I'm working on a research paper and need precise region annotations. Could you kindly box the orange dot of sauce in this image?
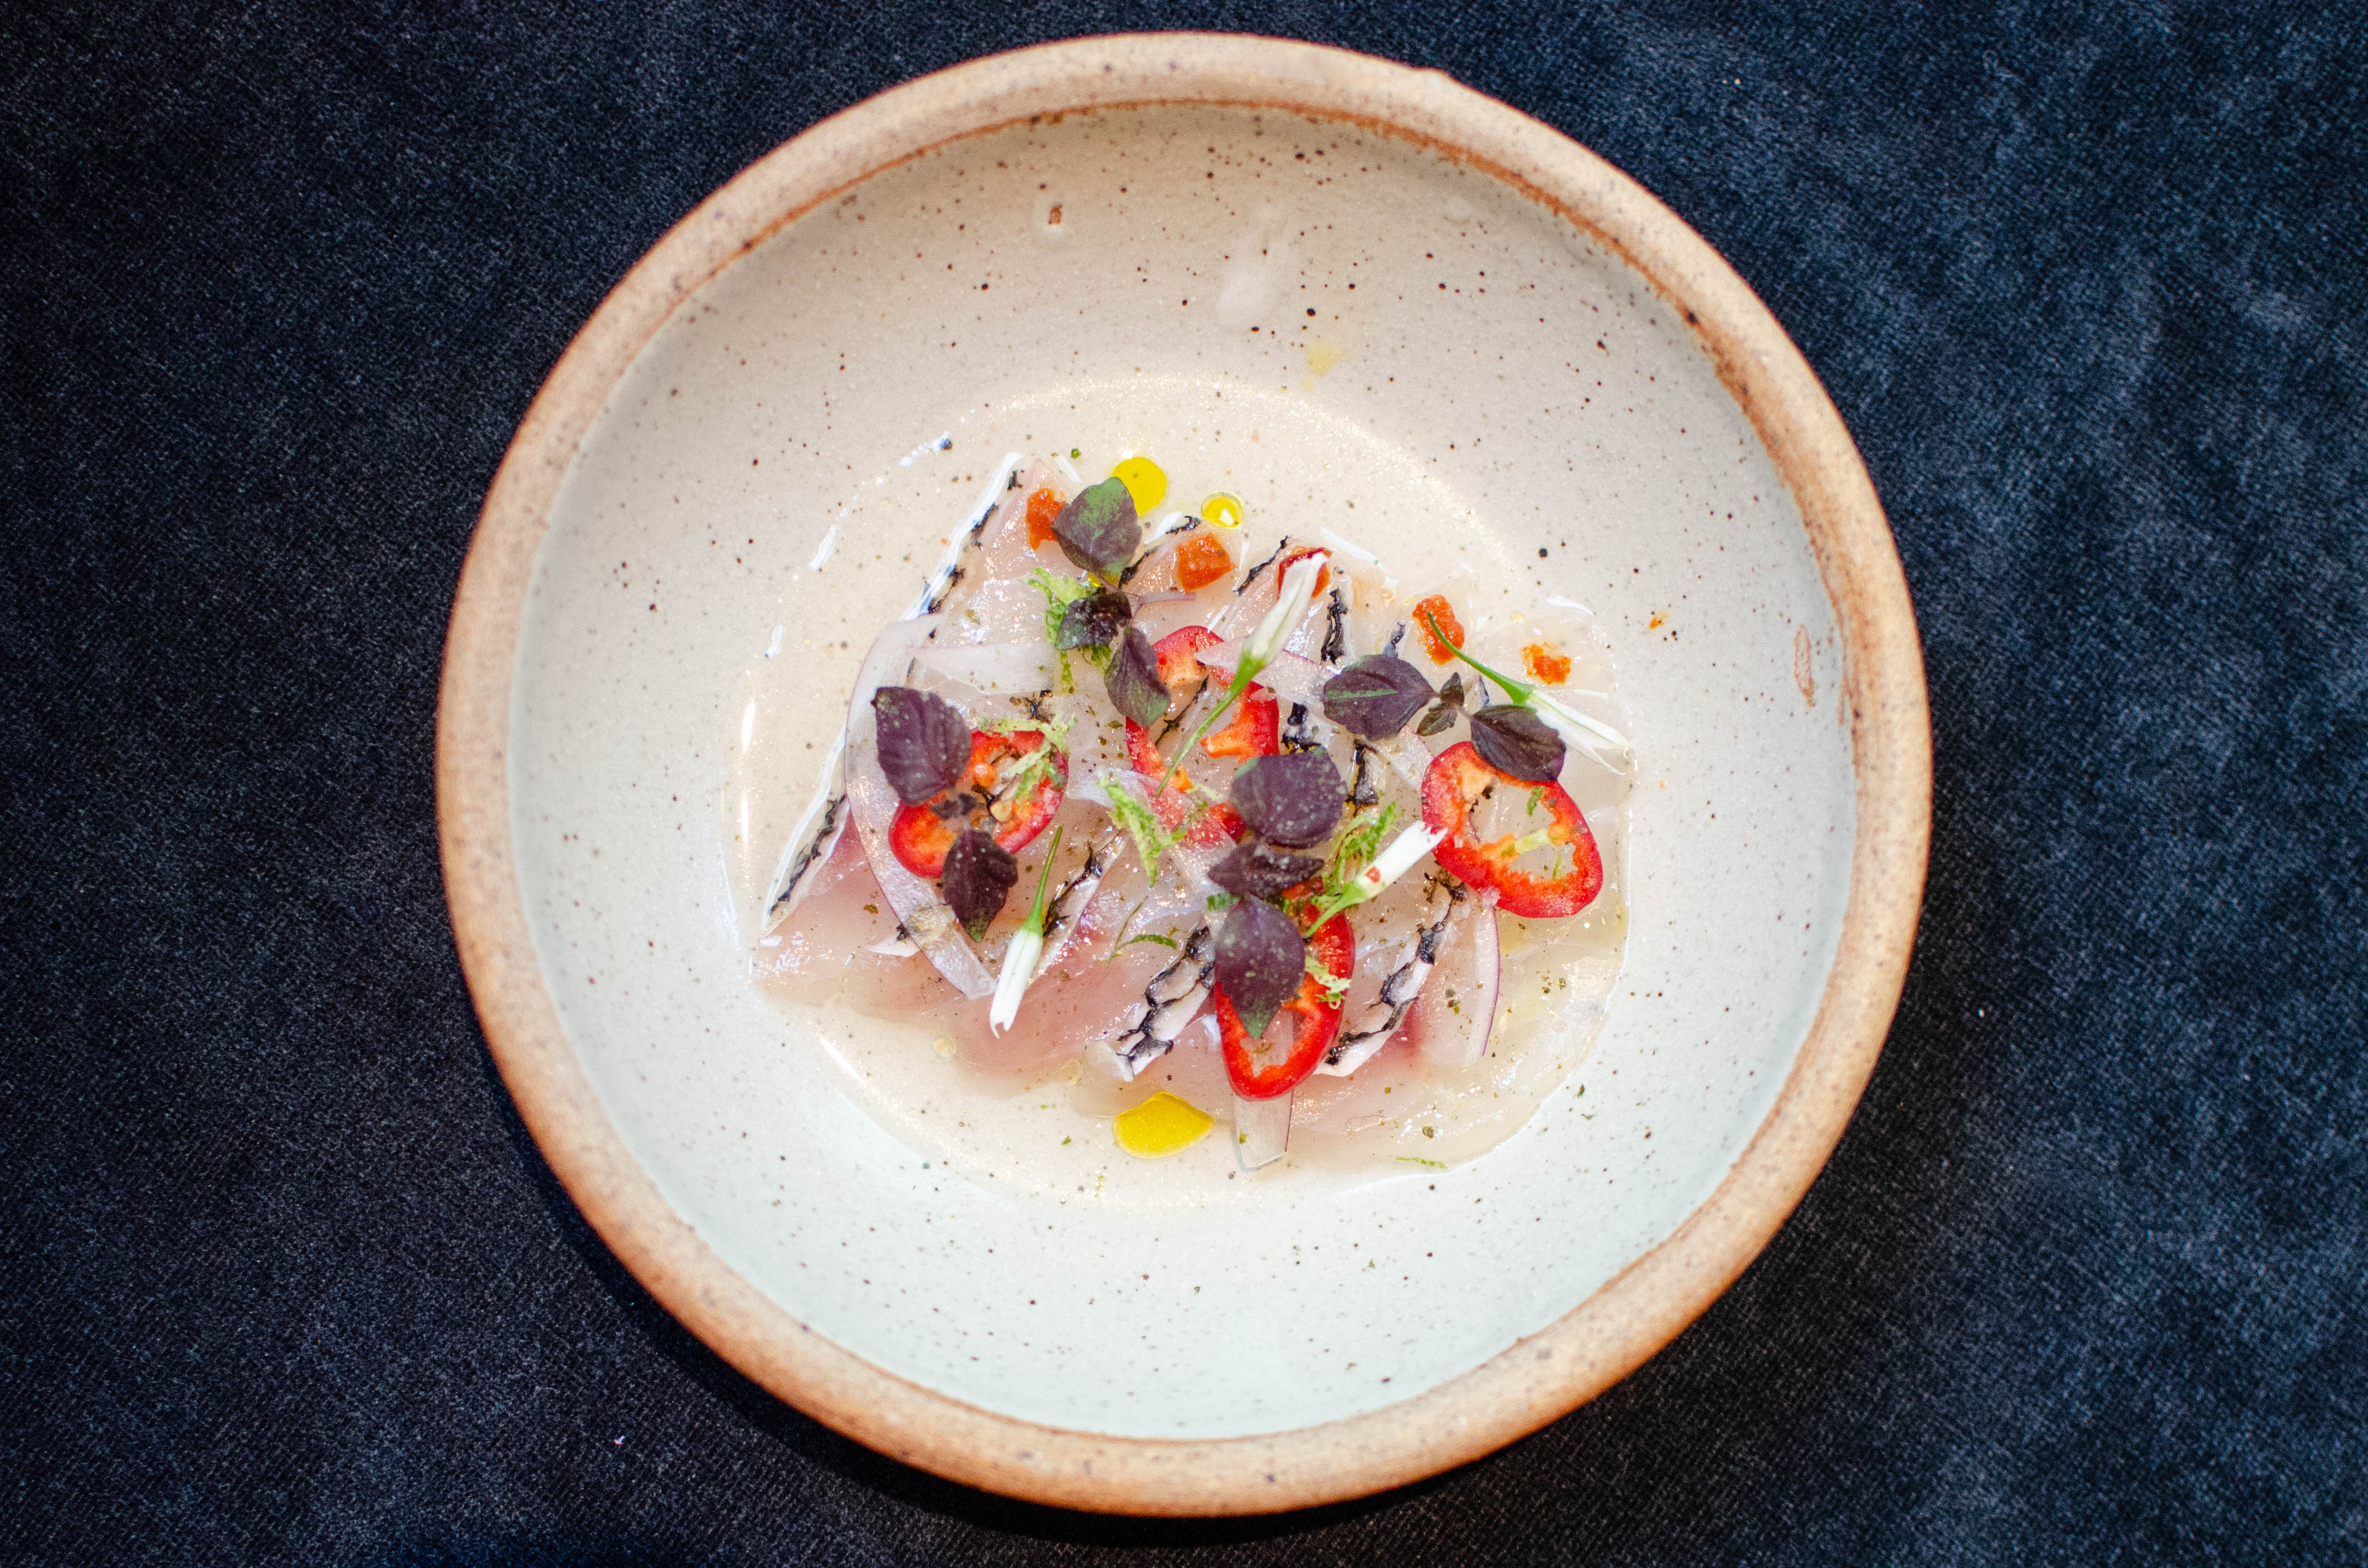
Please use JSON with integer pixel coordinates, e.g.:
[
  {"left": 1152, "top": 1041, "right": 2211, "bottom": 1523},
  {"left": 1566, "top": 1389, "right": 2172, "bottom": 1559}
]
[
  {"left": 1522, "top": 642, "right": 1572, "bottom": 685},
  {"left": 1024, "top": 486, "right": 1064, "bottom": 550},
  {"left": 1412, "top": 595, "right": 1465, "bottom": 663},
  {"left": 1174, "top": 530, "right": 1232, "bottom": 590}
]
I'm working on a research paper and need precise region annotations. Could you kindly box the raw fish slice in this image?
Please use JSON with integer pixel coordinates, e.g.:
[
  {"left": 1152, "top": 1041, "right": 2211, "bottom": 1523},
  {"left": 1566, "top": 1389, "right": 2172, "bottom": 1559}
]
[
  {"left": 754, "top": 828, "right": 905, "bottom": 1005},
  {"left": 1321, "top": 877, "right": 1475, "bottom": 1075},
  {"left": 1110, "top": 925, "right": 1215, "bottom": 1078}
]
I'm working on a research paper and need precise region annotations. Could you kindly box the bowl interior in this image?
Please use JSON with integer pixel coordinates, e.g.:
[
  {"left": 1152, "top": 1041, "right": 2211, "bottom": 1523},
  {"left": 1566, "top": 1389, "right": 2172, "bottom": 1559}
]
[{"left": 505, "top": 102, "right": 1855, "bottom": 1442}]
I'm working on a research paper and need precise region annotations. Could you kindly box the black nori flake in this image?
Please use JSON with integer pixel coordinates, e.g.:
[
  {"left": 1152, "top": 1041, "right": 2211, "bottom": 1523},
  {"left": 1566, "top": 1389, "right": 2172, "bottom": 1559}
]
[
  {"left": 941, "top": 829, "right": 1019, "bottom": 938},
  {"left": 1469, "top": 705, "right": 1566, "bottom": 782},
  {"left": 1229, "top": 753, "right": 1345, "bottom": 847},
  {"left": 872, "top": 686, "right": 971, "bottom": 804},
  {"left": 1209, "top": 842, "right": 1327, "bottom": 901},
  {"left": 1214, "top": 897, "right": 1307, "bottom": 1039},
  {"left": 1349, "top": 741, "right": 1381, "bottom": 807},
  {"left": 1321, "top": 654, "right": 1434, "bottom": 739},
  {"left": 1235, "top": 538, "right": 1288, "bottom": 594},
  {"left": 1282, "top": 701, "right": 1322, "bottom": 753},
  {"left": 1054, "top": 589, "right": 1133, "bottom": 651},
  {"left": 1104, "top": 625, "right": 1170, "bottom": 726},
  {"left": 1050, "top": 477, "right": 1140, "bottom": 583},
  {"left": 1319, "top": 588, "right": 1349, "bottom": 664}
]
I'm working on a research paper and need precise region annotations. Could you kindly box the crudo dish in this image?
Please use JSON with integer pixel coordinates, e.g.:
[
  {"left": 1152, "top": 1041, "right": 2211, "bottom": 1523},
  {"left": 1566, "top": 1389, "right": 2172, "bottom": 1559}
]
[
  {"left": 438, "top": 36, "right": 1928, "bottom": 1516},
  {"left": 743, "top": 450, "right": 1636, "bottom": 1175}
]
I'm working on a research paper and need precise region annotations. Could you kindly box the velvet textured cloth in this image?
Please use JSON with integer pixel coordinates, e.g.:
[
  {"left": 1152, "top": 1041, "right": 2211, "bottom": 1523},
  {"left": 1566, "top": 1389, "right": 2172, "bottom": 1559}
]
[{"left": 5, "top": 4, "right": 2361, "bottom": 1561}]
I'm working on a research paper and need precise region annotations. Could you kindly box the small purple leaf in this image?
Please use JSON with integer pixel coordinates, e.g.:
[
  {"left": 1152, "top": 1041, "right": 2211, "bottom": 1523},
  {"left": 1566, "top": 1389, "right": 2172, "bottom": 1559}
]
[
  {"left": 1215, "top": 898, "right": 1307, "bottom": 1039},
  {"left": 941, "top": 829, "right": 1019, "bottom": 939},
  {"left": 1209, "top": 842, "right": 1326, "bottom": 900},
  {"left": 1054, "top": 588, "right": 1133, "bottom": 651},
  {"left": 1228, "top": 753, "right": 1344, "bottom": 847},
  {"left": 873, "top": 686, "right": 971, "bottom": 805},
  {"left": 1051, "top": 477, "right": 1141, "bottom": 583},
  {"left": 1321, "top": 654, "right": 1433, "bottom": 739},
  {"left": 1104, "top": 625, "right": 1170, "bottom": 726},
  {"left": 1469, "top": 705, "right": 1566, "bottom": 782}
]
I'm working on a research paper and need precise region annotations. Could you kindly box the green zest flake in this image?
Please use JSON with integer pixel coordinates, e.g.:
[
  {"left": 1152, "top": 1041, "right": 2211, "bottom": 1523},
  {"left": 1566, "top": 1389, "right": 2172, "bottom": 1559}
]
[
  {"left": 1030, "top": 568, "right": 1094, "bottom": 641},
  {"left": 990, "top": 710, "right": 1075, "bottom": 803},
  {"left": 1396, "top": 1156, "right": 1446, "bottom": 1169},
  {"left": 1310, "top": 802, "right": 1400, "bottom": 921},
  {"left": 1031, "top": 568, "right": 1095, "bottom": 687},
  {"left": 1527, "top": 787, "right": 1544, "bottom": 817},
  {"left": 1120, "top": 933, "right": 1180, "bottom": 951},
  {"left": 1204, "top": 892, "right": 1238, "bottom": 912},
  {"left": 1304, "top": 947, "right": 1352, "bottom": 1002},
  {"left": 1100, "top": 770, "right": 1178, "bottom": 882}
]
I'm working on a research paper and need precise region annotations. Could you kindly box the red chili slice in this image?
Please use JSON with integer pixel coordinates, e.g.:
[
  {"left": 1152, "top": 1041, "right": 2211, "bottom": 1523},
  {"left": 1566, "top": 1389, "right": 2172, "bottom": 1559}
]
[
  {"left": 1216, "top": 913, "right": 1355, "bottom": 1099},
  {"left": 1419, "top": 741, "right": 1602, "bottom": 917},
  {"left": 1150, "top": 623, "right": 1223, "bottom": 688},
  {"left": 1198, "top": 691, "right": 1279, "bottom": 759},
  {"left": 1123, "top": 626, "right": 1274, "bottom": 843},
  {"left": 888, "top": 729, "right": 1067, "bottom": 877},
  {"left": 1273, "top": 544, "right": 1334, "bottom": 597}
]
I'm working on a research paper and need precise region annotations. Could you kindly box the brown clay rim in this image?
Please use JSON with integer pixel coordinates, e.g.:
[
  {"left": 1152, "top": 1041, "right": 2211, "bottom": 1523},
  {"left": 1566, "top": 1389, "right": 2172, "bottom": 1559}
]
[{"left": 436, "top": 33, "right": 1931, "bottom": 1517}]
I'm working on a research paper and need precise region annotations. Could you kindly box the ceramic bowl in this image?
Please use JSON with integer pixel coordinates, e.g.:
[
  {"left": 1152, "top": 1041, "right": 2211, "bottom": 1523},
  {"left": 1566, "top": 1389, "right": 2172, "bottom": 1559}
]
[{"left": 438, "top": 34, "right": 1928, "bottom": 1515}]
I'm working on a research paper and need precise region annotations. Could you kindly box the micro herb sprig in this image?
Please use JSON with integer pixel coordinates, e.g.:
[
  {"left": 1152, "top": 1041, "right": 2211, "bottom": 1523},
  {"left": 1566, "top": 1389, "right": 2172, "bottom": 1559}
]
[
  {"left": 988, "top": 826, "right": 1064, "bottom": 1034},
  {"left": 1030, "top": 568, "right": 1095, "bottom": 684},
  {"left": 1418, "top": 607, "right": 1631, "bottom": 771}
]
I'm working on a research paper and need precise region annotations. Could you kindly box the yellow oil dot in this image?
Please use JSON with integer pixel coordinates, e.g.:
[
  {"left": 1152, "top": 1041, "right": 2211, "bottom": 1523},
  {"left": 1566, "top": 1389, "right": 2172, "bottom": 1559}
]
[
  {"left": 1113, "top": 1091, "right": 1214, "bottom": 1158},
  {"left": 1112, "top": 456, "right": 1168, "bottom": 515},
  {"left": 1200, "top": 491, "right": 1245, "bottom": 529}
]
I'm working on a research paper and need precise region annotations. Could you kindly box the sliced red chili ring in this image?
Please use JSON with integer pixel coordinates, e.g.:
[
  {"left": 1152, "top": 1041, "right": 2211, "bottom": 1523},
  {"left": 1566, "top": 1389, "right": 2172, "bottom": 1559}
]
[
  {"left": 889, "top": 729, "right": 1067, "bottom": 878},
  {"left": 1419, "top": 741, "right": 1601, "bottom": 917},
  {"left": 1216, "top": 912, "right": 1355, "bottom": 1099}
]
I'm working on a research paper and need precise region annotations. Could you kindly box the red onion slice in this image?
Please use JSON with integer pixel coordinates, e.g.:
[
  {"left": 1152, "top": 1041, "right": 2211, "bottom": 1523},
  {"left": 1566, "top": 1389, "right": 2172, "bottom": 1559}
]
[{"left": 1414, "top": 896, "right": 1500, "bottom": 1070}]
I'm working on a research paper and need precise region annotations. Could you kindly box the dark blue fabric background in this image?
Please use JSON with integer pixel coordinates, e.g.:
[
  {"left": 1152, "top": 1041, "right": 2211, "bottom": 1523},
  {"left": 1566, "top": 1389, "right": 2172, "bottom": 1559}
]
[{"left": 4, "top": 3, "right": 2361, "bottom": 1562}]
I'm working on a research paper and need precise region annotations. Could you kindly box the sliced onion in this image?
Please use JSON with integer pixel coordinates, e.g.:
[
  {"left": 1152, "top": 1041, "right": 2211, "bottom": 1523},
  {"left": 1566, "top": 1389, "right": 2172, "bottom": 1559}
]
[
  {"left": 845, "top": 740, "right": 997, "bottom": 998},
  {"left": 1233, "top": 1090, "right": 1292, "bottom": 1171},
  {"left": 914, "top": 639, "right": 1061, "bottom": 696},
  {"left": 1415, "top": 897, "right": 1500, "bottom": 1069},
  {"left": 839, "top": 614, "right": 997, "bottom": 998}
]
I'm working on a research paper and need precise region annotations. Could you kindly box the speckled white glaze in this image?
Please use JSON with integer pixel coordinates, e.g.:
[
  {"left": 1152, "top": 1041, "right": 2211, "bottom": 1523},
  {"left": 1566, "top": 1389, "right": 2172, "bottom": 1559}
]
[{"left": 508, "top": 103, "right": 1851, "bottom": 1440}]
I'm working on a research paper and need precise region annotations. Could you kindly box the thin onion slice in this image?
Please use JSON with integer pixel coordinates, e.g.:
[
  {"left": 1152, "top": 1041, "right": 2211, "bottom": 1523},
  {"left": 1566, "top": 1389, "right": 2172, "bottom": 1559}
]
[
  {"left": 837, "top": 615, "right": 998, "bottom": 998},
  {"left": 1232, "top": 1090, "right": 1292, "bottom": 1171},
  {"left": 1415, "top": 893, "right": 1500, "bottom": 1070}
]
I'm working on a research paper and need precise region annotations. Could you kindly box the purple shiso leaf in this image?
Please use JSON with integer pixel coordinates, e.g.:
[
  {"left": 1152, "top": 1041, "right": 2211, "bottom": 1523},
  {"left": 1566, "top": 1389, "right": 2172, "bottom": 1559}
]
[
  {"left": 941, "top": 828, "right": 1019, "bottom": 939},
  {"left": 1416, "top": 671, "right": 1466, "bottom": 736},
  {"left": 1050, "top": 477, "right": 1141, "bottom": 583},
  {"left": 1468, "top": 704, "right": 1566, "bottom": 783},
  {"left": 1227, "top": 752, "right": 1345, "bottom": 847},
  {"left": 1214, "top": 897, "right": 1306, "bottom": 1039},
  {"left": 1054, "top": 589, "right": 1133, "bottom": 651},
  {"left": 872, "top": 686, "right": 972, "bottom": 805},
  {"left": 1321, "top": 654, "right": 1433, "bottom": 739},
  {"left": 1104, "top": 625, "right": 1170, "bottom": 726},
  {"left": 1208, "top": 842, "right": 1326, "bottom": 900}
]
